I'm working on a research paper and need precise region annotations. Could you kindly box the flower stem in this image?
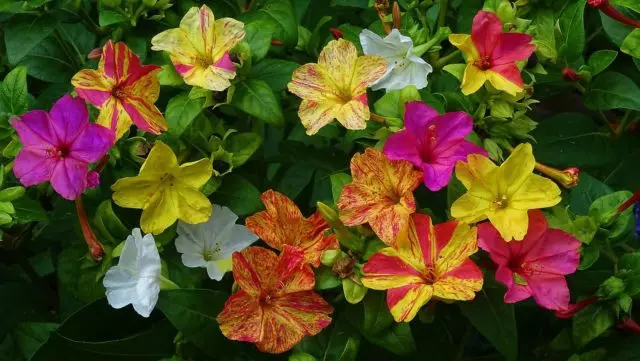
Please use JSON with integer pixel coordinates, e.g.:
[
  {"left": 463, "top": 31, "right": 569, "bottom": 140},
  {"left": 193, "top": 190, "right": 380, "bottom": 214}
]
[
  {"left": 615, "top": 110, "right": 634, "bottom": 137},
  {"left": 437, "top": 0, "right": 449, "bottom": 29},
  {"left": 93, "top": 155, "right": 110, "bottom": 173},
  {"left": 617, "top": 189, "right": 640, "bottom": 213},
  {"left": 75, "top": 196, "right": 104, "bottom": 262},
  {"left": 370, "top": 113, "right": 387, "bottom": 125},
  {"left": 435, "top": 49, "right": 461, "bottom": 69},
  {"left": 589, "top": 0, "right": 640, "bottom": 28}
]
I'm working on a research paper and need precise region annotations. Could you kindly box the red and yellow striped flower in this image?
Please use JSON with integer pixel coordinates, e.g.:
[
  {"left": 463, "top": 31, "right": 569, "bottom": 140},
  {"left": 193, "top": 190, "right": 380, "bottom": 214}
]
[
  {"left": 362, "top": 214, "right": 483, "bottom": 322},
  {"left": 217, "top": 245, "right": 333, "bottom": 354},
  {"left": 71, "top": 41, "right": 168, "bottom": 140}
]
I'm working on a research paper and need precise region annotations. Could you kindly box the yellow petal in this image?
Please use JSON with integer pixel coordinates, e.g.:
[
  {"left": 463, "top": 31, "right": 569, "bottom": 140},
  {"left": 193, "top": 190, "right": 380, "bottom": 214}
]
[
  {"left": 111, "top": 175, "right": 160, "bottom": 209},
  {"left": 140, "top": 141, "right": 178, "bottom": 176},
  {"left": 180, "top": 5, "right": 216, "bottom": 56},
  {"left": 181, "top": 63, "right": 235, "bottom": 91},
  {"left": 448, "top": 34, "right": 479, "bottom": 60},
  {"left": 486, "top": 70, "right": 522, "bottom": 96},
  {"left": 436, "top": 223, "right": 478, "bottom": 275},
  {"left": 350, "top": 55, "right": 387, "bottom": 95},
  {"left": 509, "top": 174, "right": 561, "bottom": 210},
  {"left": 176, "top": 186, "right": 212, "bottom": 225},
  {"left": 497, "top": 143, "right": 535, "bottom": 197},
  {"left": 298, "top": 100, "right": 338, "bottom": 136},
  {"left": 433, "top": 276, "right": 483, "bottom": 301},
  {"left": 288, "top": 64, "right": 338, "bottom": 102},
  {"left": 123, "top": 68, "right": 161, "bottom": 103},
  {"left": 213, "top": 18, "right": 245, "bottom": 59},
  {"left": 456, "top": 154, "right": 498, "bottom": 190},
  {"left": 388, "top": 285, "right": 433, "bottom": 323},
  {"left": 487, "top": 208, "right": 528, "bottom": 241},
  {"left": 461, "top": 64, "right": 486, "bottom": 96},
  {"left": 140, "top": 189, "right": 179, "bottom": 234},
  {"left": 151, "top": 29, "right": 198, "bottom": 65},
  {"left": 335, "top": 99, "right": 369, "bottom": 131},
  {"left": 450, "top": 193, "right": 490, "bottom": 224},
  {"left": 175, "top": 158, "right": 213, "bottom": 188},
  {"left": 96, "top": 97, "right": 132, "bottom": 140},
  {"left": 318, "top": 39, "right": 358, "bottom": 92}
]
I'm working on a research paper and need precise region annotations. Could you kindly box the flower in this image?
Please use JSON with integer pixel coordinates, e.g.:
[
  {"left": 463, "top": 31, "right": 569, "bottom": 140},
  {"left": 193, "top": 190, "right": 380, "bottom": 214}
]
[
  {"left": 554, "top": 296, "right": 598, "bottom": 319},
  {"left": 71, "top": 40, "right": 168, "bottom": 140},
  {"left": 449, "top": 11, "right": 535, "bottom": 96},
  {"left": 175, "top": 204, "right": 258, "bottom": 280},
  {"left": 359, "top": 29, "right": 433, "bottom": 92},
  {"left": 111, "top": 141, "right": 213, "bottom": 235},
  {"left": 383, "top": 101, "right": 486, "bottom": 191},
  {"left": 451, "top": 143, "right": 561, "bottom": 241},
  {"left": 217, "top": 245, "right": 333, "bottom": 354},
  {"left": 337, "top": 148, "right": 422, "bottom": 246},
  {"left": 635, "top": 202, "right": 640, "bottom": 238},
  {"left": 287, "top": 39, "right": 387, "bottom": 135},
  {"left": 362, "top": 214, "right": 483, "bottom": 322},
  {"left": 11, "top": 94, "right": 114, "bottom": 200},
  {"left": 103, "top": 228, "right": 161, "bottom": 318},
  {"left": 478, "top": 210, "right": 582, "bottom": 310},
  {"left": 245, "top": 190, "right": 338, "bottom": 267},
  {"left": 151, "top": 5, "right": 245, "bottom": 91}
]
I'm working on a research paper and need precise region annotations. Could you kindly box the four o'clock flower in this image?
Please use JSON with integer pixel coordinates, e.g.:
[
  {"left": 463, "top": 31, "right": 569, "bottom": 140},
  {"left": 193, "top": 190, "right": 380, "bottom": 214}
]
[
  {"left": 175, "top": 204, "right": 258, "bottom": 280},
  {"left": 383, "top": 101, "right": 487, "bottom": 191},
  {"left": 151, "top": 5, "right": 245, "bottom": 91},
  {"left": 359, "top": 29, "right": 433, "bottom": 92},
  {"left": 71, "top": 41, "right": 168, "bottom": 140},
  {"left": 11, "top": 95, "right": 114, "bottom": 200},
  {"left": 449, "top": 11, "right": 535, "bottom": 96},
  {"left": 478, "top": 210, "right": 581, "bottom": 310},
  {"left": 287, "top": 39, "right": 387, "bottom": 135}
]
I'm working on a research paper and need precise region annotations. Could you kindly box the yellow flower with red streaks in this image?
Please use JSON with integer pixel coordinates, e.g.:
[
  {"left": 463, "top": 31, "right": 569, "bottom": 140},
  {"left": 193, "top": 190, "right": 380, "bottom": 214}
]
[
  {"left": 217, "top": 245, "right": 333, "bottom": 354},
  {"left": 245, "top": 190, "right": 338, "bottom": 267},
  {"left": 362, "top": 214, "right": 483, "bottom": 322},
  {"left": 337, "top": 148, "right": 422, "bottom": 246},
  {"left": 71, "top": 41, "right": 168, "bottom": 140},
  {"left": 151, "top": 5, "right": 245, "bottom": 91},
  {"left": 287, "top": 39, "right": 387, "bottom": 135}
]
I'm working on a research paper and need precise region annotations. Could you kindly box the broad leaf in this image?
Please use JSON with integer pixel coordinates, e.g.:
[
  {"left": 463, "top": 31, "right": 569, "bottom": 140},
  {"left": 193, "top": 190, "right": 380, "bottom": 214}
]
[
  {"left": 5, "top": 15, "right": 57, "bottom": 64},
  {"left": 585, "top": 72, "right": 640, "bottom": 111},
  {"left": 231, "top": 78, "right": 284, "bottom": 126},
  {"left": 164, "top": 93, "right": 205, "bottom": 138},
  {"left": 558, "top": 0, "right": 587, "bottom": 62},
  {"left": 0, "top": 66, "right": 29, "bottom": 115}
]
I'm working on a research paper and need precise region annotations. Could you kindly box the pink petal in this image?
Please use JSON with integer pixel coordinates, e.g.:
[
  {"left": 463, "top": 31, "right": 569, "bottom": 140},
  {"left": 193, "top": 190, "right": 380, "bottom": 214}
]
[
  {"left": 70, "top": 123, "right": 114, "bottom": 163},
  {"left": 492, "top": 33, "right": 536, "bottom": 66},
  {"left": 495, "top": 266, "right": 532, "bottom": 303},
  {"left": 49, "top": 95, "right": 90, "bottom": 144},
  {"left": 478, "top": 221, "right": 511, "bottom": 266},
  {"left": 421, "top": 162, "right": 454, "bottom": 191},
  {"left": 490, "top": 63, "right": 524, "bottom": 88},
  {"left": 471, "top": 11, "right": 503, "bottom": 58},
  {"left": 75, "top": 89, "right": 112, "bottom": 107},
  {"left": 524, "top": 230, "right": 581, "bottom": 275},
  {"left": 383, "top": 130, "right": 422, "bottom": 166},
  {"left": 214, "top": 52, "right": 235, "bottom": 72},
  {"left": 13, "top": 148, "right": 56, "bottom": 186},
  {"left": 403, "top": 101, "right": 438, "bottom": 136},
  {"left": 50, "top": 157, "right": 89, "bottom": 200},
  {"left": 525, "top": 273, "right": 571, "bottom": 310},
  {"left": 506, "top": 210, "right": 548, "bottom": 260},
  {"left": 431, "top": 112, "right": 474, "bottom": 155},
  {"left": 12, "top": 110, "right": 57, "bottom": 148},
  {"left": 122, "top": 63, "right": 162, "bottom": 88}
]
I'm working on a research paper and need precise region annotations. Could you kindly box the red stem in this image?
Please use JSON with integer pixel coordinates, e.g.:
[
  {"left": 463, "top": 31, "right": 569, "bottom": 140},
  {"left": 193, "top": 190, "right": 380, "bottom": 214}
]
[
  {"left": 618, "top": 317, "right": 640, "bottom": 335},
  {"left": 618, "top": 189, "right": 640, "bottom": 213},
  {"left": 589, "top": 0, "right": 640, "bottom": 28},
  {"left": 93, "top": 155, "right": 110, "bottom": 173},
  {"left": 76, "top": 196, "right": 104, "bottom": 262}
]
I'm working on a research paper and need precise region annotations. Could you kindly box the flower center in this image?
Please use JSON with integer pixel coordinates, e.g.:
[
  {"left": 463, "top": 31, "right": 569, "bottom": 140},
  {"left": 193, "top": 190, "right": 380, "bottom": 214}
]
[
  {"left": 196, "top": 56, "right": 212, "bottom": 68},
  {"left": 202, "top": 243, "right": 222, "bottom": 261},
  {"left": 112, "top": 87, "right": 127, "bottom": 99},
  {"left": 49, "top": 145, "right": 70, "bottom": 159},
  {"left": 492, "top": 194, "right": 509, "bottom": 209},
  {"left": 419, "top": 124, "right": 438, "bottom": 163},
  {"left": 474, "top": 56, "right": 492, "bottom": 70}
]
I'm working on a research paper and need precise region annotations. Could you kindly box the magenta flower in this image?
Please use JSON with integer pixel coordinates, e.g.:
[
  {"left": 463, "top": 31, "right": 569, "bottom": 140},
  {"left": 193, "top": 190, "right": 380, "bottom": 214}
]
[
  {"left": 383, "top": 101, "right": 486, "bottom": 191},
  {"left": 12, "top": 94, "right": 115, "bottom": 200},
  {"left": 478, "top": 210, "right": 582, "bottom": 311}
]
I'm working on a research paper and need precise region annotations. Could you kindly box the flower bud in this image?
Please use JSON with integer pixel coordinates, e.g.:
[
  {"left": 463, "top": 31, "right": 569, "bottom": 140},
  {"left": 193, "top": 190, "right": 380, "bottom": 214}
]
[
  {"left": 618, "top": 317, "right": 640, "bottom": 335},
  {"left": 497, "top": 0, "right": 516, "bottom": 23},
  {"left": 392, "top": 1, "right": 402, "bottom": 29},
  {"left": 535, "top": 163, "right": 580, "bottom": 189},
  {"left": 87, "top": 48, "right": 102, "bottom": 61},
  {"left": 562, "top": 67, "right": 580, "bottom": 82},
  {"left": 320, "top": 249, "right": 343, "bottom": 267},
  {"left": 343, "top": 278, "right": 367, "bottom": 304},
  {"left": 329, "top": 27, "right": 343, "bottom": 39},
  {"left": 596, "top": 276, "right": 625, "bottom": 300},
  {"left": 0, "top": 186, "right": 25, "bottom": 202}
]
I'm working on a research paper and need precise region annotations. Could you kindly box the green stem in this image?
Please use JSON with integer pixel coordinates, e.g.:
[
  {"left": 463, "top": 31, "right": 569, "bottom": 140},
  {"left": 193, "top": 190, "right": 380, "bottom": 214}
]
[
  {"left": 573, "top": 82, "right": 587, "bottom": 94},
  {"left": 435, "top": 49, "right": 461, "bottom": 68},
  {"left": 615, "top": 110, "right": 634, "bottom": 136},
  {"left": 598, "top": 110, "right": 617, "bottom": 135},
  {"left": 437, "top": 0, "right": 449, "bottom": 29}
]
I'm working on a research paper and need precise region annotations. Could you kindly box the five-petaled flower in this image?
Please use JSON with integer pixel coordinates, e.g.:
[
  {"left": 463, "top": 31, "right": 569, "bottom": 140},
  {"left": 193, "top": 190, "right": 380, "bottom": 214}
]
[
  {"left": 449, "top": 11, "right": 535, "bottom": 95},
  {"left": 217, "top": 245, "right": 334, "bottom": 354},
  {"left": 111, "top": 141, "right": 213, "bottom": 235},
  {"left": 287, "top": 39, "right": 387, "bottom": 135},
  {"left": 478, "top": 210, "right": 581, "bottom": 310},
  {"left": 451, "top": 143, "right": 561, "bottom": 241},
  {"left": 337, "top": 148, "right": 422, "bottom": 246},
  {"left": 12, "top": 94, "right": 114, "bottom": 200},
  {"left": 362, "top": 213, "right": 483, "bottom": 322},
  {"left": 151, "top": 5, "right": 245, "bottom": 91},
  {"left": 245, "top": 190, "right": 339, "bottom": 267},
  {"left": 71, "top": 41, "right": 168, "bottom": 140},
  {"left": 384, "top": 101, "right": 487, "bottom": 191}
]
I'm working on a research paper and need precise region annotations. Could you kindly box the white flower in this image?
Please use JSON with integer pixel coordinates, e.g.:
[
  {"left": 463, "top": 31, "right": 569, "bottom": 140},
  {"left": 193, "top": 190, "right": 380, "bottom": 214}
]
[
  {"left": 175, "top": 204, "right": 258, "bottom": 281},
  {"left": 359, "top": 29, "right": 433, "bottom": 92},
  {"left": 103, "top": 228, "right": 161, "bottom": 318}
]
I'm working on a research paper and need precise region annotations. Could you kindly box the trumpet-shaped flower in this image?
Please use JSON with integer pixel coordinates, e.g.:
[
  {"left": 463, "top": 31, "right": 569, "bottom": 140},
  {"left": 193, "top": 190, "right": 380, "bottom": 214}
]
[
  {"left": 451, "top": 143, "right": 561, "bottom": 241},
  {"left": 383, "top": 101, "right": 487, "bottom": 191},
  {"left": 217, "top": 245, "right": 333, "bottom": 354},
  {"left": 287, "top": 39, "right": 387, "bottom": 135},
  {"left": 449, "top": 11, "right": 535, "bottom": 96},
  {"left": 175, "top": 204, "right": 258, "bottom": 280},
  {"left": 111, "top": 141, "right": 213, "bottom": 235},
  {"left": 103, "top": 228, "right": 161, "bottom": 318},
  {"left": 71, "top": 41, "right": 168, "bottom": 139},
  {"left": 151, "top": 5, "right": 245, "bottom": 91},
  {"left": 362, "top": 214, "right": 483, "bottom": 322},
  {"left": 337, "top": 148, "right": 422, "bottom": 246},
  {"left": 478, "top": 210, "right": 581, "bottom": 310},
  {"left": 12, "top": 95, "right": 114, "bottom": 200},
  {"left": 245, "top": 190, "right": 338, "bottom": 267}
]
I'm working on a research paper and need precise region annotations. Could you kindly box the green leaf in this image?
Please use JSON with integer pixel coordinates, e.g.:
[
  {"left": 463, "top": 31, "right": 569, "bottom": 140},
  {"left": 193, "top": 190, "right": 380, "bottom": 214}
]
[
  {"left": 242, "top": 0, "right": 298, "bottom": 47},
  {"left": 586, "top": 50, "right": 618, "bottom": 76},
  {"left": 569, "top": 172, "right": 613, "bottom": 215},
  {"left": 215, "top": 174, "right": 262, "bottom": 216},
  {"left": 4, "top": 15, "right": 57, "bottom": 64},
  {"left": 589, "top": 191, "right": 634, "bottom": 240},
  {"left": 572, "top": 304, "right": 616, "bottom": 348},
  {"left": 315, "top": 266, "right": 342, "bottom": 290},
  {"left": 362, "top": 292, "right": 394, "bottom": 335},
  {"left": 306, "top": 16, "right": 333, "bottom": 56},
  {"left": 231, "top": 79, "right": 284, "bottom": 126},
  {"left": 373, "top": 86, "right": 422, "bottom": 123},
  {"left": 0, "top": 66, "right": 29, "bottom": 115},
  {"left": 443, "top": 64, "right": 466, "bottom": 81},
  {"left": 12, "top": 322, "right": 57, "bottom": 360},
  {"left": 11, "top": 196, "right": 47, "bottom": 223},
  {"left": 92, "top": 200, "right": 129, "bottom": 245},
  {"left": 621, "top": 29, "right": 640, "bottom": 59},
  {"left": 330, "top": 173, "right": 352, "bottom": 204},
  {"left": 244, "top": 20, "right": 275, "bottom": 62},
  {"left": 164, "top": 93, "right": 205, "bottom": 138},
  {"left": 0, "top": 283, "right": 51, "bottom": 338},
  {"left": 619, "top": 252, "right": 640, "bottom": 273},
  {"left": 249, "top": 59, "right": 299, "bottom": 93},
  {"left": 0, "top": 186, "right": 25, "bottom": 202},
  {"left": 98, "top": 10, "right": 126, "bottom": 27},
  {"left": 612, "top": 0, "right": 640, "bottom": 13},
  {"left": 342, "top": 278, "right": 367, "bottom": 304},
  {"left": 585, "top": 72, "right": 640, "bottom": 111},
  {"left": 331, "top": 0, "right": 368, "bottom": 7},
  {"left": 365, "top": 323, "right": 415, "bottom": 355},
  {"left": 294, "top": 315, "right": 360, "bottom": 361},
  {"left": 278, "top": 163, "right": 315, "bottom": 200},
  {"left": 558, "top": 0, "right": 586, "bottom": 61},
  {"left": 532, "top": 9, "right": 557, "bottom": 61},
  {"left": 226, "top": 132, "right": 262, "bottom": 167}
]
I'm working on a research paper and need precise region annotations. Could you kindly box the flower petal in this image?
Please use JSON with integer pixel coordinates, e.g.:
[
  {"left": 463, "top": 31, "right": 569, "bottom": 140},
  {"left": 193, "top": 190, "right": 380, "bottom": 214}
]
[
  {"left": 179, "top": 5, "right": 216, "bottom": 55},
  {"left": 471, "top": 11, "right": 502, "bottom": 58},
  {"left": 335, "top": 99, "right": 369, "bottom": 131},
  {"left": 217, "top": 290, "right": 264, "bottom": 343},
  {"left": 181, "top": 63, "right": 236, "bottom": 91},
  {"left": 383, "top": 129, "right": 422, "bottom": 167},
  {"left": 174, "top": 158, "right": 213, "bottom": 188},
  {"left": 140, "top": 141, "right": 178, "bottom": 176},
  {"left": 524, "top": 229, "right": 581, "bottom": 274},
  {"left": 493, "top": 33, "right": 535, "bottom": 65},
  {"left": 13, "top": 148, "right": 56, "bottom": 186},
  {"left": 487, "top": 208, "right": 529, "bottom": 241},
  {"left": 213, "top": 18, "right": 246, "bottom": 58},
  {"left": 298, "top": 99, "right": 338, "bottom": 136},
  {"left": 497, "top": 143, "right": 535, "bottom": 197},
  {"left": 387, "top": 284, "right": 433, "bottom": 322},
  {"left": 486, "top": 65, "right": 524, "bottom": 96},
  {"left": 175, "top": 186, "right": 212, "bottom": 225},
  {"left": 478, "top": 221, "right": 511, "bottom": 266},
  {"left": 526, "top": 273, "right": 571, "bottom": 310},
  {"left": 111, "top": 174, "right": 161, "bottom": 209},
  {"left": 121, "top": 96, "right": 168, "bottom": 135},
  {"left": 350, "top": 54, "right": 387, "bottom": 95},
  {"left": 140, "top": 189, "right": 179, "bottom": 234},
  {"left": 317, "top": 39, "right": 358, "bottom": 92},
  {"left": 270, "top": 291, "right": 333, "bottom": 336},
  {"left": 151, "top": 28, "right": 198, "bottom": 66},
  {"left": 450, "top": 192, "right": 491, "bottom": 224},
  {"left": 50, "top": 157, "right": 89, "bottom": 200},
  {"left": 362, "top": 248, "right": 425, "bottom": 290},
  {"left": 246, "top": 190, "right": 304, "bottom": 251},
  {"left": 509, "top": 174, "right": 561, "bottom": 210},
  {"left": 288, "top": 64, "right": 338, "bottom": 102},
  {"left": 449, "top": 34, "right": 479, "bottom": 60},
  {"left": 435, "top": 221, "right": 478, "bottom": 275},
  {"left": 49, "top": 94, "right": 89, "bottom": 144},
  {"left": 232, "top": 246, "right": 278, "bottom": 296},
  {"left": 461, "top": 64, "right": 487, "bottom": 95},
  {"left": 97, "top": 97, "right": 131, "bottom": 139},
  {"left": 433, "top": 259, "right": 483, "bottom": 301},
  {"left": 403, "top": 101, "right": 439, "bottom": 136},
  {"left": 69, "top": 123, "right": 114, "bottom": 163},
  {"left": 71, "top": 69, "right": 113, "bottom": 107}
]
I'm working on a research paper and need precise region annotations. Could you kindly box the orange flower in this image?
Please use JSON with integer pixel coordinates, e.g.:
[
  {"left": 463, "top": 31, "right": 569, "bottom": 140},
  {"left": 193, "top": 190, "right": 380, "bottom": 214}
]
[
  {"left": 337, "top": 148, "right": 423, "bottom": 246},
  {"left": 217, "top": 245, "right": 333, "bottom": 354},
  {"left": 245, "top": 190, "right": 338, "bottom": 267}
]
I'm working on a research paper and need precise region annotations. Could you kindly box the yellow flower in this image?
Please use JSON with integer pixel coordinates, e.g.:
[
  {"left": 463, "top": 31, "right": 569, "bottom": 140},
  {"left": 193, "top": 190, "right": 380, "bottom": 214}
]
[
  {"left": 112, "top": 141, "right": 213, "bottom": 235},
  {"left": 287, "top": 39, "right": 387, "bottom": 135},
  {"left": 451, "top": 143, "right": 561, "bottom": 241}
]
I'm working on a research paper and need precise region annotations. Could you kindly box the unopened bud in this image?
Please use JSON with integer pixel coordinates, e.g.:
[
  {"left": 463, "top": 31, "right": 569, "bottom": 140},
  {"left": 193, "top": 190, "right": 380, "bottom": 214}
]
[
  {"left": 597, "top": 276, "right": 625, "bottom": 300},
  {"left": 320, "top": 249, "right": 342, "bottom": 267},
  {"left": 554, "top": 296, "right": 598, "bottom": 319},
  {"left": 562, "top": 67, "right": 580, "bottom": 82},
  {"left": 535, "top": 163, "right": 580, "bottom": 189},
  {"left": 497, "top": 0, "right": 516, "bottom": 23},
  {"left": 392, "top": 1, "right": 402, "bottom": 29},
  {"left": 271, "top": 39, "right": 284, "bottom": 46},
  {"left": 329, "top": 28, "right": 343, "bottom": 39},
  {"left": 87, "top": 47, "right": 102, "bottom": 60}
]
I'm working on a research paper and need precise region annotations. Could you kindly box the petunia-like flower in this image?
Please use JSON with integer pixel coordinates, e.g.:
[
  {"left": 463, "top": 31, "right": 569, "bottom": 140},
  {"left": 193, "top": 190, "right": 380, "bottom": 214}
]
[
  {"left": 359, "top": 29, "right": 433, "bottom": 92},
  {"left": 71, "top": 40, "right": 168, "bottom": 140},
  {"left": 383, "top": 101, "right": 487, "bottom": 191},
  {"left": 175, "top": 204, "right": 258, "bottom": 280},
  {"left": 362, "top": 214, "right": 483, "bottom": 322},
  {"left": 451, "top": 143, "right": 561, "bottom": 242},
  {"left": 111, "top": 141, "right": 213, "bottom": 235},
  {"left": 217, "top": 245, "right": 333, "bottom": 354},
  {"left": 103, "top": 228, "right": 161, "bottom": 318},
  {"left": 245, "top": 190, "right": 338, "bottom": 267},
  {"left": 337, "top": 148, "right": 422, "bottom": 246},
  {"left": 151, "top": 5, "right": 245, "bottom": 91},
  {"left": 478, "top": 210, "right": 581, "bottom": 310},
  {"left": 287, "top": 39, "right": 387, "bottom": 135},
  {"left": 11, "top": 94, "right": 114, "bottom": 200},
  {"left": 449, "top": 11, "right": 535, "bottom": 96}
]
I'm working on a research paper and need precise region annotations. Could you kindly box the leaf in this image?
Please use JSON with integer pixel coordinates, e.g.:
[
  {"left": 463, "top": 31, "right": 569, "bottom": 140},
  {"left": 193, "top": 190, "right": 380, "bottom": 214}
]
[
  {"left": 572, "top": 304, "right": 616, "bottom": 349},
  {"left": 364, "top": 323, "right": 416, "bottom": 356},
  {"left": 11, "top": 196, "right": 47, "bottom": 223},
  {"left": 362, "top": 292, "right": 394, "bottom": 335},
  {"left": 315, "top": 266, "right": 342, "bottom": 290},
  {"left": 373, "top": 86, "right": 422, "bottom": 122},
  {"left": 306, "top": 16, "right": 333, "bottom": 56},
  {"left": 459, "top": 287, "right": 518, "bottom": 361},
  {"left": 569, "top": 173, "right": 613, "bottom": 215},
  {"left": 621, "top": 29, "right": 640, "bottom": 59},
  {"left": 231, "top": 78, "right": 284, "bottom": 126},
  {"left": 215, "top": 174, "right": 263, "bottom": 216},
  {"left": 12, "top": 322, "right": 57, "bottom": 360},
  {"left": 294, "top": 315, "right": 360, "bottom": 361},
  {"left": 612, "top": 0, "right": 640, "bottom": 13},
  {"left": 92, "top": 200, "right": 129, "bottom": 245},
  {"left": 586, "top": 50, "right": 618, "bottom": 76},
  {"left": 0, "top": 283, "right": 52, "bottom": 339},
  {"left": 619, "top": 252, "right": 640, "bottom": 273},
  {"left": 244, "top": 20, "right": 275, "bottom": 62},
  {"left": 98, "top": 10, "right": 126, "bottom": 27},
  {"left": 589, "top": 191, "right": 634, "bottom": 240},
  {"left": 532, "top": 9, "right": 557, "bottom": 61},
  {"left": 226, "top": 132, "right": 262, "bottom": 167},
  {"left": 558, "top": 0, "right": 587, "bottom": 62},
  {"left": 164, "top": 93, "right": 205, "bottom": 138},
  {"left": 249, "top": 59, "right": 299, "bottom": 93},
  {"left": 278, "top": 163, "right": 316, "bottom": 200},
  {"left": 331, "top": 0, "right": 368, "bottom": 7},
  {"left": 585, "top": 72, "right": 640, "bottom": 111},
  {"left": 242, "top": 0, "right": 298, "bottom": 47},
  {"left": 443, "top": 64, "right": 466, "bottom": 81},
  {"left": 342, "top": 279, "right": 367, "bottom": 304},
  {"left": 0, "top": 66, "right": 29, "bottom": 115},
  {"left": 330, "top": 173, "right": 352, "bottom": 204},
  {"left": 4, "top": 15, "right": 57, "bottom": 64}
]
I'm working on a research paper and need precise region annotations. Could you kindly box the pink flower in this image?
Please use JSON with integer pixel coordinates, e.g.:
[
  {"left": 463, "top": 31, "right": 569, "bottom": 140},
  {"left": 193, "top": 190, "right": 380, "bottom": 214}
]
[
  {"left": 12, "top": 94, "right": 114, "bottom": 200},
  {"left": 383, "top": 101, "right": 487, "bottom": 191},
  {"left": 478, "top": 210, "right": 581, "bottom": 310}
]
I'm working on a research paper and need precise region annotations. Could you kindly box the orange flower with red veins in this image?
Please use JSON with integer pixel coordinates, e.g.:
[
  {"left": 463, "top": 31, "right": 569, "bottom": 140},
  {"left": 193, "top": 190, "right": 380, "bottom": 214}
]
[
  {"left": 337, "top": 148, "right": 423, "bottom": 246},
  {"left": 245, "top": 190, "right": 339, "bottom": 267},
  {"left": 217, "top": 245, "right": 333, "bottom": 354}
]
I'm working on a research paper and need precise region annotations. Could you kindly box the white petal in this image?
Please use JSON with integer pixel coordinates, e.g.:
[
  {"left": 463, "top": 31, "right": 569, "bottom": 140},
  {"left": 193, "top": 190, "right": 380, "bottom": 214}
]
[
  {"left": 137, "top": 233, "right": 161, "bottom": 278},
  {"left": 103, "top": 267, "right": 137, "bottom": 289},
  {"left": 133, "top": 276, "right": 160, "bottom": 318},
  {"left": 175, "top": 229, "right": 203, "bottom": 254},
  {"left": 181, "top": 253, "right": 206, "bottom": 268},
  {"left": 218, "top": 225, "right": 258, "bottom": 258},
  {"left": 384, "top": 29, "right": 413, "bottom": 53},
  {"left": 360, "top": 29, "right": 402, "bottom": 60},
  {"left": 117, "top": 233, "right": 139, "bottom": 269},
  {"left": 105, "top": 286, "right": 135, "bottom": 309},
  {"left": 372, "top": 58, "right": 433, "bottom": 91},
  {"left": 205, "top": 261, "right": 224, "bottom": 281}
]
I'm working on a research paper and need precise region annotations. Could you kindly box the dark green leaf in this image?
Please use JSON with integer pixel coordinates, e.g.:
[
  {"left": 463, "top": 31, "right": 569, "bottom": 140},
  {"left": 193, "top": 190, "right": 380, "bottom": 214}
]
[
  {"left": 215, "top": 174, "right": 263, "bottom": 216},
  {"left": 330, "top": 173, "right": 351, "bottom": 204},
  {"left": 278, "top": 163, "right": 315, "bottom": 200},
  {"left": 294, "top": 316, "right": 360, "bottom": 361},
  {"left": 231, "top": 79, "right": 284, "bottom": 126},
  {"left": 165, "top": 93, "right": 205, "bottom": 138},
  {"left": 0, "top": 66, "right": 29, "bottom": 115},
  {"left": 586, "top": 50, "right": 618, "bottom": 76},
  {"left": 558, "top": 0, "right": 586, "bottom": 61},
  {"left": 244, "top": 20, "right": 275, "bottom": 62},
  {"left": 249, "top": 59, "right": 299, "bottom": 93},
  {"left": 585, "top": 72, "right": 640, "bottom": 111},
  {"left": 572, "top": 304, "right": 615, "bottom": 348},
  {"left": 12, "top": 322, "right": 57, "bottom": 360},
  {"left": 5, "top": 15, "right": 57, "bottom": 64},
  {"left": 98, "top": 10, "right": 126, "bottom": 27},
  {"left": 12, "top": 196, "right": 48, "bottom": 223},
  {"left": 227, "top": 132, "right": 262, "bottom": 167}
]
